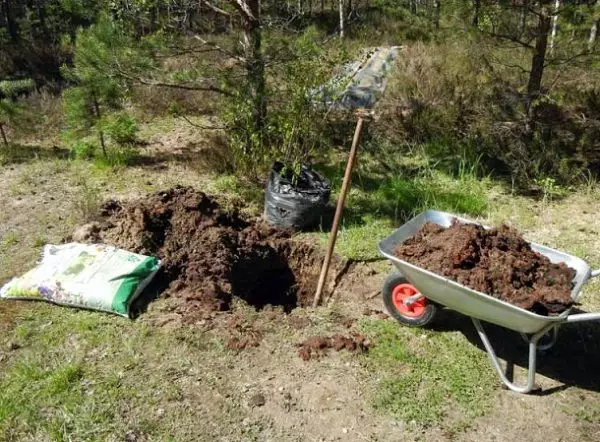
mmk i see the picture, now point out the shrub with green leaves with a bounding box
[101,112,138,145]
[221,26,334,178]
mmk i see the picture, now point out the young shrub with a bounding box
[221,26,332,178]
[101,112,138,145]
[61,16,140,158]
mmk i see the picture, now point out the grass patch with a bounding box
[0,360,86,438]
[211,174,264,214]
[321,169,489,260]
[360,318,495,429]
[2,233,19,248]
[92,147,139,169]
[349,171,489,225]
[0,305,258,441]
[70,178,102,222]
[32,236,47,248]
[571,403,600,423]
[317,216,393,261]
[0,310,136,439]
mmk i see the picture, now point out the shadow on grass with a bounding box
[429,308,600,393]
[0,143,70,165]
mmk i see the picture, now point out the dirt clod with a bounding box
[297,334,372,361]
[7,341,21,351]
[249,393,266,407]
[86,187,328,323]
[395,221,576,315]
[226,335,262,350]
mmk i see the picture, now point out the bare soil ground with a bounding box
[1,119,600,441]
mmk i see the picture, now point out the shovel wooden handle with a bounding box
[313,116,365,307]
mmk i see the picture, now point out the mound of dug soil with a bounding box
[77,187,327,323]
[395,221,576,315]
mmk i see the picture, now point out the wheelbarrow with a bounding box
[378,210,600,394]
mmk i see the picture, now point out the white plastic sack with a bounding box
[0,243,161,317]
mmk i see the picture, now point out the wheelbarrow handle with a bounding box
[591,269,600,278]
[566,312,600,323]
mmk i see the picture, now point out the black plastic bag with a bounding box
[264,162,331,230]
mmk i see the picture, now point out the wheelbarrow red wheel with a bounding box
[382,272,437,327]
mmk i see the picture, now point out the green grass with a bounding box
[349,170,488,224]
[0,360,86,438]
[360,318,496,429]
[32,236,47,248]
[0,311,139,439]
[317,216,393,261]
[210,174,264,214]
[92,147,139,169]
[2,233,19,248]
[320,168,489,260]
[0,305,264,441]
[571,403,600,424]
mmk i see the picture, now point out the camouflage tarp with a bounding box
[312,46,400,112]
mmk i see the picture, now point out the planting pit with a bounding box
[395,221,576,315]
[78,187,328,323]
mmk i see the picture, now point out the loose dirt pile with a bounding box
[395,221,576,315]
[76,187,327,323]
[297,334,372,360]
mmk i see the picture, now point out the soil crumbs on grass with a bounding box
[395,220,576,315]
[75,186,325,324]
[297,334,372,361]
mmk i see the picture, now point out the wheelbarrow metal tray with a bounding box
[378,210,591,334]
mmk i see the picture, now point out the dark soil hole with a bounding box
[230,246,298,312]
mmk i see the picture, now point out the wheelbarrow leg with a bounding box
[520,325,560,352]
[472,319,555,394]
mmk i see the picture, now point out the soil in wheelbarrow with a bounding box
[394,221,576,316]
[73,186,327,323]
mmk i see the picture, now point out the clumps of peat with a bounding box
[297,334,373,361]
[395,221,576,315]
[77,186,326,323]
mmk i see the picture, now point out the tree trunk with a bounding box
[549,0,560,56]
[240,0,266,154]
[339,0,344,38]
[590,19,598,52]
[2,0,18,41]
[520,0,529,35]
[472,0,480,28]
[526,5,551,111]
[433,0,440,29]
[92,94,107,157]
[0,123,8,149]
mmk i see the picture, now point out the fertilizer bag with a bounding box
[0,243,160,317]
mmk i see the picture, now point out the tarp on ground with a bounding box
[311,46,400,112]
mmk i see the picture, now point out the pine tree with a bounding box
[61,16,138,157]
